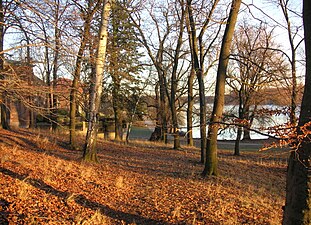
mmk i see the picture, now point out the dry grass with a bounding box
[0,128,288,224]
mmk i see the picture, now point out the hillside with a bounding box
[0,128,288,224]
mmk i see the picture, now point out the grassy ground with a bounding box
[0,128,288,224]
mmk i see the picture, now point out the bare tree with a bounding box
[0,0,22,129]
[186,0,220,162]
[202,0,242,176]
[129,1,174,143]
[69,0,102,149]
[0,0,9,129]
[169,0,186,149]
[227,22,289,155]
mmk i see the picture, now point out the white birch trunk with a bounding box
[83,0,111,162]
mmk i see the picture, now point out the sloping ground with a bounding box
[0,128,288,224]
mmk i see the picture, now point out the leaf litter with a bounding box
[0,128,287,224]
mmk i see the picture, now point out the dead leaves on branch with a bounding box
[262,121,311,153]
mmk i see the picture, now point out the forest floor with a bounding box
[0,128,288,224]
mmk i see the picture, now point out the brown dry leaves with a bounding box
[0,129,287,224]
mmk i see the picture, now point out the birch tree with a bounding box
[83,0,111,162]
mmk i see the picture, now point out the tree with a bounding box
[202,0,242,176]
[129,1,173,143]
[0,0,9,130]
[227,22,288,155]
[278,0,302,127]
[129,0,193,147]
[69,0,102,149]
[282,0,311,223]
[169,0,186,149]
[107,0,143,141]
[186,0,220,162]
[18,0,74,130]
[83,0,111,162]
[0,0,22,130]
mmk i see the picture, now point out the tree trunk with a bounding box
[129,12,169,144]
[170,1,185,149]
[51,1,61,131]
[234,89,244,155]
[113,105,122,140]
[159,69,168,143]
[185,8,194,147]
[0,102,10,130]
[242,105,251,140]
[29,104,35,129]
[186,2,206,162]
[282,1,311,223]
[279,0,298,127]
[111,72,122,140]
[202,0,242,176]
[234,126,242,156]
[149,82,162,141]
[83,0,111,162]
[187,68,195,146]
[0,0,9,130]
[198,70,206,162]
[243,127,251,140]
[70,7,92,149]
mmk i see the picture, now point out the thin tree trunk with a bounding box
[279,0,298,127]
[170,1,185,149]
[51,1,61,131]
[83,0,111,162]
[149,82,162,141]
[0,0,9,130]
[22,30,36,129]
[187,68,194,146]
[234,126,242,156]
[242,105,252,140]
[159,69,168,143]
[44,30,52,127]
[70,7,93,149]
[198,70,206,162]
[113,100,122,141]
[112,74,122,140]
[186,1,206,162]
[202,0,242,176]
[282,1,311,223]
[234,89,244,155]
[186,0,219,161]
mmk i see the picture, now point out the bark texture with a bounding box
[186,0,219,162]
[170,1,185,149]
[83,0,111,162]
[70,0,98,149]
[202,0,242,176]
[0,0,9,130]
[282,1,311,224]
[187,68,195,146]
[186,0,206,162]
